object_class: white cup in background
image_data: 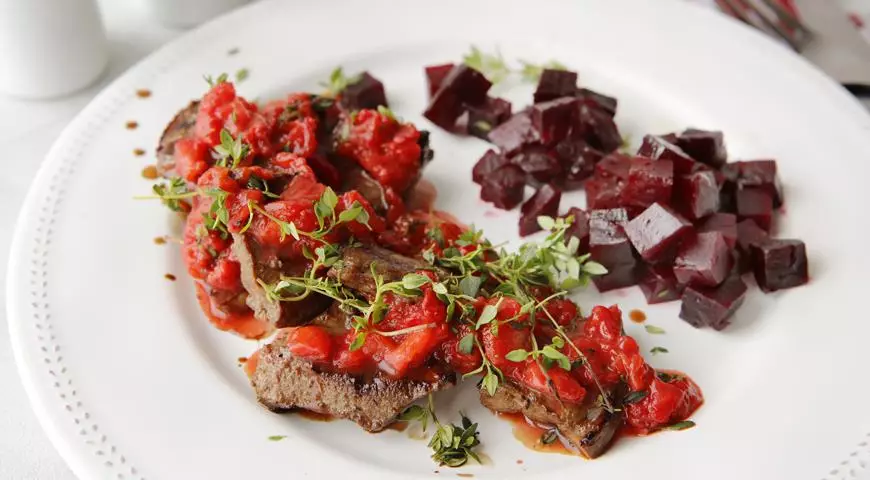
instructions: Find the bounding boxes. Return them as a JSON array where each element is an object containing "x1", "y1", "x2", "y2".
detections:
[
  {"x1": 146, "y1": 0, "x2": 252, "y2": 29},
  {"x1": 0, "y1": 0, "x2": 109, "y2": 99}
]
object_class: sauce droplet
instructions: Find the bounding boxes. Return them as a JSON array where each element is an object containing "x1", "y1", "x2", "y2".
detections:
[
  {"x1": 228, "y1": 47, "x2": 240, "y2": 56},
  {"x1": 298, "y1": 410, "x2": 334, "y2": 422},
  {"x1": 125, "y1": 120, "x2": 138, "y2": 130},
  {"x1": 135, "y1": 89, "x2": 152, "y2": 98},
  {"x1": 164, "y1": 273, "x2": 177, "y2": 281},
  {"x1": 133, "y1": 148, "x2": 146, "y2": 156},
  {"x1": 629, "y1": 309, "x2": 646, "y2": 323},
  {"x1": 456, "y1": 474, "x2": 474, "y2": 478},
  {"x1": 237, "y1": 356, "x2": 248, "y2": 363},
  {"x1": 141, "y1": 165, "x2": 158, "y2": 179},
  {"x1": 153, "y1": 236, "x2": 167, "y2": 245},
  {"x1": 499, "y1": 412, "x2": 573, "y2": 456},
  {"x1": 516, "y1": 459, "x2": 524, "y2": 465}
]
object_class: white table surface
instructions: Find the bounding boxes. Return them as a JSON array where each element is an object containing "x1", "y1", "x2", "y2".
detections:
[{"x1": 1, "y1": 1, "x2": 868, "y2": 479}]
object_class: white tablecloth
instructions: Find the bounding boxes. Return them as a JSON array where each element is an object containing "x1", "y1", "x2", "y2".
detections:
[{"x1": 0, "y1": 1, "x2": 868, "y2": 479}]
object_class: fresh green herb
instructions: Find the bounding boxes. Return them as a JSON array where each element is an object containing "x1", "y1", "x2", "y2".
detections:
[
  {"x1": 458, "y1": 276, "x2": 482, "y2": 298},
  {"x1": 246, "y1": 175, "x2": 279, "y2": 198},
  {"x1": 457, "y1": 334, "x2": 475, "y2": 355},
  {"x1": 320, "y1": 67, "x2": 361, "y2": 97},
  {"x1": 505, "y1": 337, "x2": 571, "y2": 372},
  {"x1": 474, "y1": 303, "x2": 499, "y2": 330},
  {"x1": 656, "y1": 371, "x2": 685, "y2": 383},
  {"x1": 235, "y1": 68, "x2": 250, "y2": 83},
  {"x1": 650, "y1": 346, "x2": 669, "y2": 355},
  {"x1": 400, "y1": 396, "x2": 483, "y2": 468},
  {"x1": 472, "y1": 120, "x2": 492, "y2": 133},
  {"x1": 623, "y1": 390, "x2": 649, "y2": 405},
  {"x1": 619, "y1": 134, "x2": 634, "y2": 154},
  {"x1": 204, "y1": 72, "x2": 229, "y2": 87},
  {"x1": 662, "y1": 420, "x2": 696, "y2": 431},
  {"x1": 150, "y1": 177, "x2": 196, "y2": 212},
  {"x1": 267, "y1": 435, "x2": 287, "y2": 441},
  {"x1": 645, "y1": 325, "x2": 666, "y2": 335},
  {"x1": 518, "y1": 59, "x2": 568, "y2": 83},
  {"x1": 399, "y1": 404, "x2": 431, "y2": 432},
  {"x1": 212, "y1": 129, "x2": 250, "y2": 168},
  {"x1": 656, "y1": 289, "x2": 671, "y2": 299},
  {"x1": 540, "y1": 429, "x2": 559, "y2": 445},
  {"x1": 462, "y1": 46, "x2": 511, "y2": 84},
  {"x1": 377, "y1": 105, "x2": 397, "y2": 120},
  {"x1": 251, "y1": 187, "x2": 370, "y2": 243}
]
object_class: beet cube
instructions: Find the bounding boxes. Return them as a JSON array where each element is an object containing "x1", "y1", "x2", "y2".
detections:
[
  {"x1": 639, "y1": 264, "x2": 684, "y2": 304},
  {"x1": 750, "y1": 239, "x2": 808, "y2": 292},
  {"x1": 698, "y1": 213, "x2": 738, "y2": 249},
  {"x1": 621, "y1": 158, "x2": 674, "y2": 213},
  {"x1": 576, "y1": 88, "x2": 617, "y2": 117},
  {"x1": 736, "y1": 187, "x2": 774, "y2": 231},
  {"x1": 519, "y1": 184, "x2": 562, "y2": 236},
  {"x1": 736, "y1": 160, "x2": 783, "y2": 207},
  {"x1": 340, "y1": 72, "x2": 388, "y2": 111},
  {"x1": 673, "y1": 232, "x2": 732, "y2": 287},
  {"x1": 472, "y1": 149, "x2": 509, "y2": 184},
  {"x1": 586, "y1": 176, "x2": 624, "y2": 210},
  {"x1": 589, "y1": 208, "x2": 638, "y2": 291},
  {"x1": 531, "y1": 97, "x2": 579, "y2": 145},
  {"x1": 624, "y1": 203, "x2": 693, "y2": 263},
  {"x1": 534, "y1": 69, "x2": 578, "y2": 103},
  {"x1": 488, "y1": 112, "x2": 541, "y2": 156},
  {"x1": 425, "y1": 63, "x2": 454, "y2": 98},
  {"x1": 637, "y1": 135, "x2": 698, "y2": 175},
  {"x1": 673, "y1": 170, "x2": 720, "y2": 221},
  {"x1": 576, "y1": 105, "x2": 622, "y2": 153},
  {"x1": 424, "y1": 65, "x2": 492, "y2": 130},
  {"x1": 556, "y1": 139, "x2": 603, "y2": 190},
  {"x1": 511, "y1": 146, "x2": 563, "y2": 186},
  {"x1": 480, "y1": 165, "x2": 526, "y2": 210},
  {"x1": 735, "y1": 219, "x2": 769, "y2": 272},
  {"x1": 677, "y1": 129, "x2": 727, "y2": 168},
  {"x1": 563, "y1": 207, "x2": 591, "y2": 253},
  {"x1": 595, "y1": 153, "x2": 631, "y2": 180},
  {"x1": 679, "y1": 276, "x2": 747, "y2": 330},
  {"x1": 467, "y1": 97, "x2": 512, "y2": 140},
  {"x1": 657, "y1": 132, "x2": 680, "y2": 144}
]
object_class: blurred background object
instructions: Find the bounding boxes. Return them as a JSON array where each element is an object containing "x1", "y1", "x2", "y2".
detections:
[{"x1": 146, "y1": 0, "x2": 252, "y2": 28}]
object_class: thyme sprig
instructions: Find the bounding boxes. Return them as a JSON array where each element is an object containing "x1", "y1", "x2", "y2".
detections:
[
  {"x1": 462, "y1": 46, "x2": 569, "y2": 84},
  {"x1": 212, "y1": 129, "x2": 250, "y2": 168},
  {"x1": 400, "y1": 395, "x2": 482, "y2": 468},
  {"x1": 320, "y1": 67, "x2": 361, "y2": 98}
]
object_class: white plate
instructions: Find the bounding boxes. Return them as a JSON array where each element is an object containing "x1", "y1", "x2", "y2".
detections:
[{"x1": 8, "y1": 0, "x2": 870, "y2": 479}]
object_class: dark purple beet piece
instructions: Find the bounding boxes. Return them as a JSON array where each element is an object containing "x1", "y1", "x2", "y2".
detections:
[
  {"x1": 624, "y1": 203, "x2": 693, "y2": 263},
  {"x1": 472, "y1": 149, "x2": 509, "y2": 185},
  {"x1": 425, "y1": 63, "x2": 454, "y2": 98},
  {"x1": 679, "y1": 276, "x2": 747, "y2": 330},
  {"x1": 673, "y1": 232, "x2": 732, "y2": 287},
  {"x1": 488, "y1": 111, "x2": 541, "y2": 156},
  {"x1": 563, "y1": 207, "x2": 591, "y2": 253},
  {"x1": 736, "y1": 187, "x2": 774, "y2": 231},
  {"x1": 657, "y1": 132, "x2": 680, "y2": 144},
  {"x1": 558, "y1": 140, "x2": 603, "y2": 190},
  {"x1": 519, "y1": 184, "x2": 562, "y2": 236},
  {"x1": 480, "y1": 165, "x2": 526, "y2": 210},
  {"x1": 677, "y1": 129, "x2": 727, "y2": 168},
  {"x1": 534, "y1": 69, "x2": 578, "y2": 103},
  {"x1": 467, "y1": 97, "x2": 512, "y2": 140},
  {"x1": 736, "y1": 160, "x2": 784, "y2": 207},
  {"x1": 423, "y1": 65, "x2": 492, "y2": 130},
  {"x1": 736, "y1": 219, "x2": 769, "y2": 273},
  {"x1": 340, "y1": 72, "x2": 388, "y2": 111},
  {"x1": 718, "y1": 163, "x2": 740, "y2": 213},
  {"x1": 576, "y1": 104, "x2": 622, "y2": 153},
  {"x1": 511, "y1": 146, "x2": 563, "y2": 186},
  {"x1": 576, "y1": 88, "x2": 617, "y2": 117},
  {"x1": 621, "y1": 157, "x2": 674, "y2": 213},
  {"x1": 673, "y1": 170, "x2": 720, "y2": 221},
  {"x1": 589, "y1": 208, "x2": 638, "y2": 291},
  {"x1": 594, "y1": 153, "x2": 631, "y2": 180},
  {"x1": 750, "y1": 239, "x2": 808, "y2": 292},
  {"x1": 637, "y1": 135, "x2": 698, "y2": 175},
  {"x1": 586, "y1": 176, "x2": 624, "y2": 210},
  {"x1": 639, "y1": 264, "x2": 684, "y2": 304},
  {"x1": 531, "y1": 97, "x2": 579, "y2": 145},
  {"x1": 698, "y1": 213, "x2": 738, "y2": 249}
]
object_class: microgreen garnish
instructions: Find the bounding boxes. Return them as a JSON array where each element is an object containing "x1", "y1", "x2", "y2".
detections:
[
  {"x1": 623, "y1": 390, "x2": 649, "y2": 405},
  {"x1": 505, "y1": 336, "x2": 571, "y2": 372},
  {"x1": 250, "y1": 186, "x2": 370, "y2": 243},
  {"x1": 463, "y1": 46, "x2": 511, "y2": 84},
  {"x1": 267, "y1": 435, "x2": 287, "y2": 441},
  {"x1": 204, "y1": 72, "x2": 229, "y2": 87},
  {"x1": 320, "y1": 67, "x2": 361, "y2": 98},
  {"x1": 376, "y1": 105, "x2": 397, "y2": 121},
  {"x1": 235, "y1": 68, "x2": 250, "y2": 83},
  {"x1": 650, "y1": 346, "x2": 668, "y2": 355},
  {"x1": 401, "y1": 395, "x2": 483, "y2": 468},
  {"x1": 246, "y1": 175, "x2": 279, "y2": 198},
  {"x1": 213, "y1": 129, "x2": 250, "y2": 168},
  {"x1": 457, "y1": 334, "x2": 475, "y2": 355},
  {"x1": 656, "y1": 289, "x2": 671, "y2": 299},
  {"x1": 472, "y1": 120, "x2": 492, "y2": 133},
  {"x1": 518, "y1": 59, "x2": 568, "y2": 83},
  {"x1": 662, "y1": 420, "x2": 696, "y2": 431},
  {"x1": 150, "y1": 177, "x2": 195, "y2": 212},
  {"x1": 656, "y1": 371, "x2": 685, "y2": 383},
  {"x1": 645, "y1": 325, "x2": 666, "y2": 335}
]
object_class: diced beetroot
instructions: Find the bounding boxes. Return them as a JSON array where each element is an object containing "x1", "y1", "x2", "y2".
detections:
[
  {"x1": 698, "y1": 213, "x2": 738, "y2": 249},
  {"x1": 480, "y1": 165, "x2": 526, "y2": 210},
  {"x1": 677, "y1": 129, "x2": 727, "y2": 168},
  {"x1": 488, "y1": 111, "x2": 541, "y2": 156},
  {"x1": 519, "y1": 184, "x2": 562, "y2": 236},
  {"x1": 657, "y1": 132, "x2": 680, "y2": 144},
  {"x1": 736, "y1": 219, "x2": 769, "y2": 272},
  {"x1": 718, "y1": 163, "x2": 740, "y2": 213},
  {"x1": 424, "y1": 65, "x2": 492, "y2": 130},
  {"x1": 467, "y1": 97, "x2": 512, "y2": 140},
  {"x1": 576, "y1": 88, "x2": 617, "y2": 117},
  {"x1": 736, "y1": 187, "x2": 774, "y2": 231},
  {"x1": 586, "y1": 176, "x2": 624, "y2": 210},
  {"x1": 531, "y1": 97, "x2": 579, "y2": 145},
  {"x1": 472, "y1": 149, "x2": 509, "y2": 185},
  {"x1": 750, "y1": 239, "x2": 808, "y2": 292},
  {"x1": 340, "y1": 72, "x2": 388, "y2": 111},
  {"x1": 624, "y1": 203, "x2": 693, "y2": 263},
  {"x1": 679, "y1": 276, "x2": 747, "y2": 330},
  {"x1": 534, "y1": 69, "x2": 578, "y2": 103},
  {"x1": 589, "y1": 208, "x2": 638, "y2": 291},
  {"x1": 637, "y1": 135, "x2": 698, "y2": 175},
  {"x1": 736, "y1": 160, "x2": 783, "y2": 207},
  {"x1": 555, "y1": 139, "x2": 603, "y2": 189},
  {"x1": 576, "y1": 105, "x2": 622, "y2": 153},
  {"x1": 673, "y1": 232, "x2": 732, "y2": 287},
  {"x1": 621, "y1": 157, "x2": 674, "y2": 213},
  {"x1": 308, "y1": 154, "x2": 341, "y2": 188},
  {"x1": 673, "y1": 170, "x2": 720, "y2": 221},
  {"x1": 425, "y1": 63, "x2": 454, "y2": 98},
  {"x1": 563, "y1": 207, "x2": 590, "y2": 253},
  {"x1": 511, "y1": 146, "x2": 563, "y2": 186},
  {"x1": 594, "y1": 153, "x2": 632, "y2": 180},
  {"x1": 639, "y1": 264, "x2": 684, "y2": 304}
]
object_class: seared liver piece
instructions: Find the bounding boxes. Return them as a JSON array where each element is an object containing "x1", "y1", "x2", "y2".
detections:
[
  {"x1": 156, "y1": 100, "x2": 199, "y2": 178},
  {"x1": 328, "y1": 244, "x2": 434, "y2": 299}
]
